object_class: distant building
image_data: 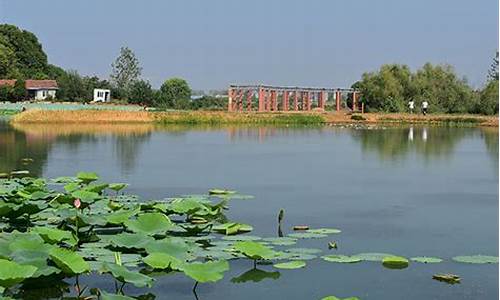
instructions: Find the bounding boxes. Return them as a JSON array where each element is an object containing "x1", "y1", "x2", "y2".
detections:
[
  {"x1": 93, "y1": 89, "x2": 111, "y2": 102},
  {"x1": 26, "y1": 80, "x2": 58, "y2": 100},
  {"x1": 0, "y1": 79, "x2": 58, "y2": 100}
]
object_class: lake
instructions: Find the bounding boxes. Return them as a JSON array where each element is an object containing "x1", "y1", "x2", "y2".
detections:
[{"x1": 1, "y1": 122, "x2": 498, "y2": 300}]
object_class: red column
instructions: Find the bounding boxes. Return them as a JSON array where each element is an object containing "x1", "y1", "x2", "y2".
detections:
[
  {"x1": 319, "y1": 91, "x2": 325, "y2": 109},
  {"x1": 283, "y1": 91, "x2": 289, "y2": 111},
  {"x1": 335, "y1": 91, "x2": 340, "y2": 112},
  {"x1": 258, "y1": 88, "x2": 265, "y2": 112},
  {"x1": 238, "y1": 89, "x2": 244, "y2": 112},
  {"x1": 271, "y1": 90, "x2": 278, "y2": 111},
  {"x1": 352, "y1": 92, "x2": 357, "y2": 111},
  {"x1": 265, "y1": 90, "x2": 271, "y2": 111},
  {"x1": 247, "y1": 90, "x2": 253, "y2": 111},
  {"x1": 294, "y1": 91, "x2": 299, "y2": 111},
  {"x1": 303, "y1": 91, "x2": 310, "y2": 111}
]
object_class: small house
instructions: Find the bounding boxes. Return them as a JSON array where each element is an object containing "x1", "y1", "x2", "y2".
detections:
[
  {"x1": 93, "y1": 89, "x2": 111, "y2": 102},
  {"x1": 0, "y1": 79, "x2": 58, "y2": 100},
  {"x1": 25, "y1": 80, "x2": 58, "y2": 100}
]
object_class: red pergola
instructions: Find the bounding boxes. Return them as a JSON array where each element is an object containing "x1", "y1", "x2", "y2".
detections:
[{"x1": 228, "y1": 84, "x2": 360, "y2": 112}]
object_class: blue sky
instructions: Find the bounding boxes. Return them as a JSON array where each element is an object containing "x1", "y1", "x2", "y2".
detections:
[{"x1": 0, "y1": 0, "x2": 498, "y2": 90}]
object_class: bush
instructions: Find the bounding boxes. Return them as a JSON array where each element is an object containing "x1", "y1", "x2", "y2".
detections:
[
  {"x1": 475, "y1": 80, "x2": 499, "y2": 115},
  {"x1": 155, "y1": 78, "x2": 191, "y2": 109},
  {"x1": 0, "y1": 85, "x2": 12, "y2": 101}
]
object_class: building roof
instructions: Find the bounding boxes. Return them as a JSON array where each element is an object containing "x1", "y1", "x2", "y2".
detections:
[
  {"x1": 25, "y1": 80, "x2": 58, "y2": 90},
  {"x1": 0, "y1": 79, "x2": 58, "y2": 90},
  {"x1": 0, "y1": 80, "x2": 16, "y2": 87}
]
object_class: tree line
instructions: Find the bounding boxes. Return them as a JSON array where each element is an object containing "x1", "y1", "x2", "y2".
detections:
[
  {"x1": 0, "y1": 24, "x2": 497, "y2": 114},
  {"x1": 353, "y1": 58, "x2": 498, "y2": 115},
  {"x1": 0, "y1": 24, "x2": 226, "y2": 110}
]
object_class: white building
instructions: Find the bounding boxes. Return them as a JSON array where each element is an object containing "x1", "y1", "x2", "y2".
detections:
[
  {"x1": 25, "y1": 80, "x2": 58, "y2": 100},
  {"x1": 93, "y1": 89, "x2": 111, "y2": 102}
]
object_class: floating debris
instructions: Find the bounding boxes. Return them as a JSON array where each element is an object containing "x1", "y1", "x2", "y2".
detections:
[
  {"x1": 433, "y1": 273, "x2": 461, "y2": 284},
  {"x1": 293, "y1": 225, "x2": 309, "y2": 231}
]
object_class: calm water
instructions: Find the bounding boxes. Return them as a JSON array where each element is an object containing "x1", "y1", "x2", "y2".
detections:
[{"x1": 1, "y1": 122, "x2": 498, "y2": 300}]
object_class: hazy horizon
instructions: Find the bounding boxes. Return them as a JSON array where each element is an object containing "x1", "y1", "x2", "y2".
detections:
[{"x1": 1, "y1": 0, "x2": 498, "y2": 90}]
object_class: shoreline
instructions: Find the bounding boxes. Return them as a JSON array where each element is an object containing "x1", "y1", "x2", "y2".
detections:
[{"x1": 6, "y1": 109, "x2": 499, "y2": 127}]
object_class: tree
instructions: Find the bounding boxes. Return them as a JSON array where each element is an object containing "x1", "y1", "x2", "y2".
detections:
[
  {"x1": 12, "y1": 79, "x2": 26, "y2": 102},
  {"x1": 356, "y1": 64, "x2": 412, "y2": 112},
  {"x1": 0, "y1": 36, "x2": 19, "y2": 78},
  {"x1": 411, "y1": 63, "x2": 474, "y2": 113},
  {"x1": 0, "y1": 85, "x2": 11, "y2": 101},
  {"x1": 128, "y1": 80, "x2": 154, "y2": 105},
  {"x1": 156, "y1": 78, "x2": 191, "y2": 109},
  {"x1": 110, "y1": 47, "x2": 142, "y2": 98},
  {"x1": 475, "y1": 80, "x2": 499, "y2": 115},
  {"x1": 488, "y1": 51, "x2": 499, "y2": 81},
  {"x1": 0, "y1": 24, "x2": 48, "y2": 78}
]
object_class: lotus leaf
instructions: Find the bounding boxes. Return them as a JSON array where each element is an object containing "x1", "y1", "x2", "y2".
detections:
[
  {"x1": 231, "y1": 268, "x2": 280, "y2": 283},
  {"x1": 382, "y1": 256, "x2": 409, "y2": 269},
  {"x1": 109, "y1": 183, "x2": 128, "y2": 192},
  {"x1": 63, "y1": 182, "x2": 80, "y2": 193},
  {"x1": 169, "y1": 198, "x2": 205, "y2": 214},
  {"x1": 411, "y1": 256, "x2": 443, "y2": 263},
  {"x1": 101, "y1": 292, "x2": 136, "y2": 300},
  {"x1": 353, "y1": 253, "x2": 396, "y2": 262},
  {"x1": 143, "y1": 253, "x2": 182, "y2": 270},
  {"x1": 322, "y1": 255, "x2": 362, "y2": 263},
  {"x1": 0, "y1": 259, "x2": 37, "y2": 287},
  {"x1": 71, "y1": 190, "x2": 99, "y2": 203},
  {"x1": 105, "y1": 207, "x2": 140, "y2": 225},
  {"x1": 125, "y1": 213, "x2": 174, "y2": 235},
  {"x1": 286, "y1": 248, "x2": 323, "y2": 255},
  {"x1": 182, "y1": 260, "x2": 229, "y2": 283},
  {"x1": 144, "y1": 237, "x2": 192, "y2": 260},
  {"x1": 213, "y1": 222, "x2": 253, "y2": 235},
  {"x1": 31, "y1": 227, "x2": 77, "y2": 246},
  {"x1": 49, "y1": 247, "x2": 90, "y2": 274},
  {"x1": 222, "y1": 235, "x2": 262, "y2": 241},
  {"x1": 208, "y1": 189, "x2": 236, "y2": 195},
  {"x1": 307, "y1": 228, "x2": 341, "y2": 234},
  {"x1": 273, "y1": 260, "x2": 306, "y2": 269},
  {"x1": 233, "y1": 241, "x2": 276, "y2": 260},
  {"x1": 76, "y1": 172, "x2": 99, "y2": 183},
  {"x1": 102, "y1": 263, "x2": 154, "y2": 288},
  {"x1": 288, "y1": 232, "x2": 328, "y2": 239},
  {"x1": 262, "y1": 237, "x2": 297, "y2": 246},
  {"x1": 452, "y1": 255, "x2": 498, "y2": 264},
  {"x1": 109, "y1": 232, "x2": 155, "y2": 249}
]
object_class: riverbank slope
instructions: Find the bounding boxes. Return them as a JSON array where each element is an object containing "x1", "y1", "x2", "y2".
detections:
[{"x1": 8, "y1": 109, "x2": 498, "y2": 126}]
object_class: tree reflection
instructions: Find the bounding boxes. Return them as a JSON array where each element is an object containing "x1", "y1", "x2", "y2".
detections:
[{"x1": 351, "y1": 126, "x2": 473, "y2": 161}]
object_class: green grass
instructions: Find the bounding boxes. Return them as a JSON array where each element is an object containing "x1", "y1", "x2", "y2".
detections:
[
  {"x1": 0, "y1": 109, "x2": 20, "y2": 116},
  {"x1": 155, "y1": 112, "x2": 326, "y2": 125}
]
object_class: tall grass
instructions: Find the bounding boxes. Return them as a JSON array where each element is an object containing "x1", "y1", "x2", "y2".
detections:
[{"x1": 154, "y1": 112, "x2": 326, "y2": 125}]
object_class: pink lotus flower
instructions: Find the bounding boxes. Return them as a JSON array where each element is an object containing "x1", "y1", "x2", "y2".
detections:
[{"x1": 73, "y1": 198, "x2": 81, "y2": 209}]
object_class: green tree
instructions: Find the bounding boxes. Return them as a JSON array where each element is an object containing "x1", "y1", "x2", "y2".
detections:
[
  {"x1": 110, "y1": 47, "x2": 142, "y2": 98},
  {"x1": 128, "y1": 80, "x2": 154, "y2": 105},
  {"x1": 356, "y1": 64, "x2": 412, "y2": 112},
  {"x1": 156, "y1": 78, "x2": 191, "y2": 109},
  {"x1": 0, "y1": 85, "x2": 11, "y2": 101},
  {"x1": 475, "y1": 80, "x2": 499, "y2": 115},
  {"x1": 411, "y1": 63, "x2": 474, "y2": 113},
  {"x1": 488, "y1": 51, "x2": 499, "y2": 81},
  {"x1": 0, "y1": 36, "x2": 19, "y2": 78},
  {"x1": 12, "y1": 79, "x2": 26, "y2": 102},
  {"x1": 57, "y1": 70, "x2": 86, "y2": 102},
  {"x1": 0, "y1": 24, "x2": 48, "y2": 78}
]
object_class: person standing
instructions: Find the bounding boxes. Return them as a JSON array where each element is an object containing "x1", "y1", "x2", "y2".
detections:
[
  {"x1": 422, "y1": 100, "x2": 429, "y2": 115},
  {"x1": 408, "y1": 100, "x2": 415, "y2": 114}
]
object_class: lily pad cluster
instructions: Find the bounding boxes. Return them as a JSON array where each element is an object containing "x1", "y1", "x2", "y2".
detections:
[
  {"x1": 0, "y1": 172, "x2": 250, "y2": 298},
  {"x1": 0, "y1": 172, "x2": 498, "y2": 299}
]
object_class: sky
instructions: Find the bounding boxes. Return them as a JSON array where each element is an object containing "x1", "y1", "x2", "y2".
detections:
[{"x1": 0, "y1": 0, "x2": 498, "y2": 90}]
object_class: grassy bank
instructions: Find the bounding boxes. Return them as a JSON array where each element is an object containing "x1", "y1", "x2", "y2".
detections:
[{"x1": 9, "y1": 109, "x2": 498, "y2": 127}]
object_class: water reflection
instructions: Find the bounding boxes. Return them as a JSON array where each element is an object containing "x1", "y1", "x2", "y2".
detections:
[
  {"x1": 351, "y1": 126, "x2": 483, "y2": 161},
  {"x1": 1, "y1": 122, "x2": 498, "y2": 176}
]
